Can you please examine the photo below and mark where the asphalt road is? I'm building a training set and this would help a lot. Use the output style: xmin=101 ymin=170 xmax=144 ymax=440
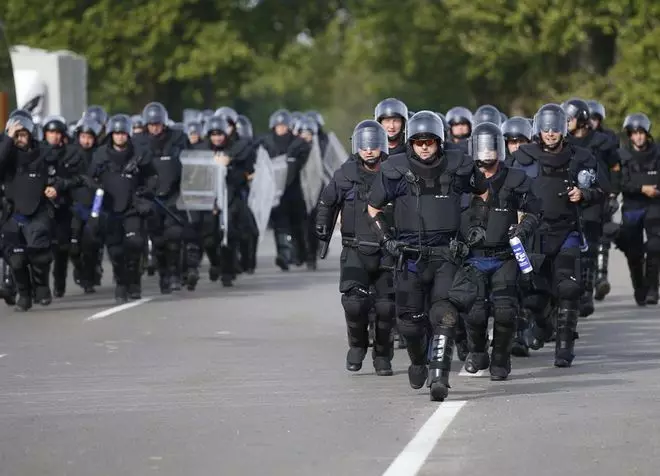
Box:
xmin=0 ymin=237 xmax=658 ymax=476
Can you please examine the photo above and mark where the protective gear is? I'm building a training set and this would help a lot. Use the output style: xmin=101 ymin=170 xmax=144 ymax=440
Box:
xmin=235 ymin=115 xmax=253 ymax=139
xmin=623 ymin=113 xmax=652 ymax=134
xmin=131 ymin=115 xmax=145 ymax=129
xmin=142 ymin=102 xmax=169 ymax=125
xmin=586 ymin=100 xmax=606 ymax=121
xmin=446 ymin=107 xmax=473 ymax=127
xmin=77 ymin=117 xmax=103 ymax=137
xmin=305 ymin=110 xmax=325 ymax=128
xmin=473 ymin=105 xmax=502 ymax=127
xmin=405 ymin=111 xmax=445 ymax=143
xmin=84 ymin=105 xmax=108 ymax=126
xmin=561 ymin=98 xmax=591 ymax=128
xmin=351 ymin=120 xmax=388 ymax=165
xmin=107 ymin=115 xmax=132 ymax=134
xmin=532 ymin=103 xmax=568 ymax=138
xmin=502 ymin=116 xmax=533 ymax=141
xmin=469 ymin=122 xmax=506 ymax=165
xmin=6 ymin=114 xmax=35 ymax=135
xmin=42 ymin=115 xmax=67 ymax=134
xmin=204 ymin=116 xmax=231 ymax=137
xmin=214 ymin=107 xmax=239 ymax=125
xmin=499 ymin=112 xmax=508 ymax=123
xmin=269 ymin=109 xmax=292 ymax=129
xmin=293 ymin=117 xmax=318 ymax=136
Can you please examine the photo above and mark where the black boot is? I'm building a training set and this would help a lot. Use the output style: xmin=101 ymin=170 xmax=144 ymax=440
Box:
xmin=554 ymin=302 xmax=578 ymax=368
xmin=579 ymin=258 xmax=595 ymax=317
xmin=274 ymin=232 xmax=291 ymax=271
xmin=52 ymin=248 xmax=68 ymax=298
xmin=405 ymin=333 xmax=428 ymax=389
xmin=184 ymin=244 xmax=201 ymax=291
xmin=490 ymin=322 xmax=514 ymax=381
xmin=146 ymin=239 xmax=156 ymax=276
xmin=511 ymin=311 xmax=530 ymax=357
xmin=464 ymin=309 xmax=489 ymax=373
xmin=30 ymin=259 xmax=52 ymax=306
xmin=126 ymin=257 xmax=142 ymax=300
xmin=428 ymin=332 xmax=453 ymax=402
xmin=455 ymin=314 xmax=469 ymax=362
xmin=372 ymin=310 xmax=394 ymax=376
xmin=1 ymin=260 xmax=16 ymax=306
xmin=11 ymin=263 xmax=32 ymax=312
xmin=645 ymin=253 xmax=659 ymax=305
xmin=594 ymin=243 xmax=611 ymax=301
xmin=627 ymin=255 xmax=647 ymax=306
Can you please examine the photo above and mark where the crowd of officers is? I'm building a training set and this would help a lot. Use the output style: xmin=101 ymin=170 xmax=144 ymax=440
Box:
xmin=315 ymin=98 xmax=659 ymax=402
xmin=0 ymin=104 xmax=326 ymax=310
xmin=1 ymin=97 xmax=657 ymax=402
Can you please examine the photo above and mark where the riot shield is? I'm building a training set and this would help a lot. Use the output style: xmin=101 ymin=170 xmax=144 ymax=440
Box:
xmin=176 ymin=150 xmax=219 ymax=211
xmin=217 ymin=162 xmax=228 ymax=246
xmin=322 ymin=132 xmax=348 ymax=184
xmin=248 ymin=146 xmax=277 ymax=241
xmin=271 ymin=154 xmax=288 ymax=208
xmin=300 ymin=137 xmax=324 ymax=214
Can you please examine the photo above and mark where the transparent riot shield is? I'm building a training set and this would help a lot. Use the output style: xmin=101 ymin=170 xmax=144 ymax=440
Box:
xmin=176 ymin=150 xmax=218 ymax=211
xmin=300 ymin=137 xmax=324 ymax=214
xmin=216 ymin=160 xmax=228 ymax=246
xmin=248 ymin=146 xmax=277 ymax=241
xmin=271 ymin=154 xmax=288 ymax=208
xmin=322 ymin=131 xmax=348 ymax=184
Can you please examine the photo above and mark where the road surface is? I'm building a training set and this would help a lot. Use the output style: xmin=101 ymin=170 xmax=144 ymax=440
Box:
xmin=0 ymin=238 xmax=657 ymax=476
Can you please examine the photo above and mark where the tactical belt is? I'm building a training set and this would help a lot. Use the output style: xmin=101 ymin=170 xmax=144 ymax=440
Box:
xmin=470 ymin=247 xmax=512 ymax=259
xmin=341 ymin=237 xmax=380 ymax=248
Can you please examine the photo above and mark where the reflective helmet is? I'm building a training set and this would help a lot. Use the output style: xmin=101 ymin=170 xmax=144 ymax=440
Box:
xmin=351 ymin=120 xmax=388 ymax=154
xmin=374 ymin=98 xmax=409 ymax=123
xmin=501 ymin=116 xmax=533 ymax=142
xmin=532 ymin=104 xmax=568 ymax=138
xmin=446 ymin=106 xmax=473 ymax=126
xmin=42 ymin=115 xmax=68 ymax=133
xmin=84 ymin=105 xmax=108 ymax=126
xmin=405 ymin=111 xmax=445 ymax=143
xmin=236 ymin=115 xmax=253 ymax=139
xmin=204 ymin=116 xmax=231 ymax=137
xmin=305 ymin=110 xmax=325 ymax=128
xmin=214 ymin=107 xmax=239 ymax=125
xmin=107 ymin=114 xmax=132 ymax=134
xmin=77 ymin=117 xmax=103 ymax=137
xmin=469 ymin=122 xmax=506 ymax=164
xmin=561 ymin=98 xmax=590 ymax=128
xmin=269 ymin=109 xmax=292 ymax=129
xmin=473 ymin=105 xmax=502 ymax=127
xmin=586 ymin=100 xmax=606 ymax=121
xmin=142 ymin=102 xmax=169 ymax=125
xmin=623 ymin=113 xmax=651 ymax=134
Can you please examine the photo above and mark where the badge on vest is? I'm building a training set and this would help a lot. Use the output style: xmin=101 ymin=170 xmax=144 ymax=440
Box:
xmin=160 ymin=156 xmax=171 ymax=161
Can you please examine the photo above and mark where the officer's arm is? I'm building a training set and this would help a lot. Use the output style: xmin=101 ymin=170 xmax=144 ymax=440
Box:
xmin=607 ymin=147 xmax=622 ymax=196
xmin=515 ymin=177 xmax=541 ymax=240
xmin=367 ymin=171 xmax=398 ymax=242
xmin=620 ymin=159 xmax=640 ymax=195
xmin=0 ymin=137 xmax=15 ymax=175
xmin=315 ymin=173 xmax=342 ymax=240
xmin=288 ymin=138 xmax=312 ymax=172
xmin=456 ymin=160 xmax=487 ymax=194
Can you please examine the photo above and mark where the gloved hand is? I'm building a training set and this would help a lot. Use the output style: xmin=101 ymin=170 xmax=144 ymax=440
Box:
xmin=135 ymin=187 xmax=154 ymax=199
xmin=314 ymin=224 xmax=330 ymax=241
xmin=465 ymin=226 xmax=486 ymax=247
xmin=518 ymin=269 xmax=535 ymax=290
xmin=449 ymin=239 xmax=469 ymax=260
xmin=383 ymin=239 xmax=403 ymax=258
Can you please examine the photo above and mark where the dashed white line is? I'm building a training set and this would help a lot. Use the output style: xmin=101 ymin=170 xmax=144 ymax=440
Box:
xmin=85 ymin=298 xmax=154 ymax=321
xmin=0 ymin=354 xmax=7 ymax=359
xmin=382 ymin=400 xmax=467 ymax=476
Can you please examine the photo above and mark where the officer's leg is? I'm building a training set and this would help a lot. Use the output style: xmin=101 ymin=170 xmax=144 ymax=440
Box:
xmin=7 ymin=248 xmax=31 ymax=311
xmin=289 ymin=195 xmax=309 ymax=268
xmin=579 ymin=221 xmax=600 ymax=317
xmin=0 ymin=255 xmax=17 ymax=306
xmin=271 ymin=204 xmax=291 ymax=271
xmin=69 ymin=215 xmax=84 ymax=289
xmin=644 ymin=223 xmax=660 ymax=305
xmin=395 ymin=260 xmax=430 ymax=389
xmin=464 ymin=271 xmax=490 ymax=374
xmin=619 ymin=215 xmax=646 ymax=305
xmin=521 ymin=256 xmax=553 ymax=350
xmin=370 ymin=254 xmax=395 ymax=375
xmin=594 ymin=211 xmax=612 ymax=301
xmin=52 ymin=211 xmax=72 ymax=298
xmin=340 ymin=248 xmax=374 ymax=372
xmin=81 ymin=215 xmax=103 ymax=293
xmin=123 ymin=215 xmax=146 ymax=300
xmin=489 ymin=259 xmax=519 ymax=380
xmin=428 ymin=260 xmax=461 ymax=402
xmin=238 ymin=202 xmax=258 ymax=274
xmin=553 ymin=246 xmax=581 ymax=367
xmin=163 ymin=214 xmax=183 ymax=291
xmin=147 ymin=212 xmax=169 ymax=293
xmin=182 ymin=212 xmax=202 ymax=290
xmin=24 ymin=212 xmax=53 ymax=306
xmin=306 ymin=204 xmax=319 ymax=270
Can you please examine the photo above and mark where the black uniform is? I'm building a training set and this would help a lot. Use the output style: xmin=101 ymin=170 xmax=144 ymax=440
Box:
xmin=134 ymin=128 xmax=188 ymax=293
xmin=88 ymin=140 xmax=155 ymax=302
xmin=616 ymin=142 xmax=660 ymax=305
xmin=460 ymin=164 xmax=540 ymax=379
xmin=0 ymin=138 xmax=58 ymax=309
xmin=511 ymin=142 xmax=605 ymax=366
xmin=368 ymin=146 xmax=485 ymax=400
xmin=316 ymin=154 xmax=395 ymax=374
xmin=260 ymin=131 xmax=312 ymax=270
xmin=565 ymin=129 xmax=616 ymax=314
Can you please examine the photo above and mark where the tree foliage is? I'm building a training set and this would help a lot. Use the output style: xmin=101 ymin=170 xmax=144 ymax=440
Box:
xmin=4 ymin=0 xmax=660 ymax=135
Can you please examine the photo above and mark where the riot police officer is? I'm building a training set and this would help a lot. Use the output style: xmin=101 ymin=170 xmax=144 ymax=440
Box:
xmin=236 ymin=115 xmax=253 ymax=140
xmin=367 ymin=111 xmax=486 ymax=401
xmin=134 ymin=102 xmax=188 ymax=294
xmin=615 ymin=113 xmax=660 ymax=305
xmin=316 ymin=120 xmax=395 ymax=375
xmin=473 ymin=105 xmax=503 ymax=127
xmin=587 ymin=100 xmax=619 ymax=145
xmin=562 ymin=98 xmax=616 ymax=315
xmin=511 ymin=103 xmax=605 ymax=367
xmin=374 ymin=98 xmax=409 ymax=155
xmin=186 ymin=121 xmax=203 ymax=146
xmin=445 ymin=106 xmax=473 ymax=153
xmin=1 ymin=117 xmax=58 ymax=310
xmin=460 ymin=122 xmax=540 ymax=380
xmin=260 ymin=109 xmax=312 ymax=271
xmin=131 ymin=115 xmax=145 ymax=136
xmin=502 ymin=116 xmax=533 ymax=165
xmin=88 ymin=114 xmax=155 ymax=303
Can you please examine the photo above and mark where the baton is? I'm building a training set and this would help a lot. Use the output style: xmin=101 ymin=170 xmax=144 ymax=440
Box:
xmin=152 ymin=197 xmax=185 ymax=226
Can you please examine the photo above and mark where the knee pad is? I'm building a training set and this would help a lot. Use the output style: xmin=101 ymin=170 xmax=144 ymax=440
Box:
xmin=465 ymin=299 xmax=489 ymax=327
xmin=557 ymin=277 xmax=581 ymax=300
xmin=163 ymin=225 xmax=183 ymax=242
xmin=151 ymin=235 xmax=166 ymax=250
xmin=397 ymin=312 xmax=429 ymax=339
xmin=69 ymin=239 xmax=81 ymax=258
xmin=202 ymin=235 xmax=218 ymax=251
xmin=492 ymin=303 xmax=517 ymax=326
xmin=341 ymin=287 xmax=372 ymax=321
xmin=373 ymin=298 xmax=395 ymax=323
xmin=124 ymin=233 xmax=145 ymax=253
xmin=522 ymin=293 xmax=546 ymax=313
xmin=429 ymin=300 xmax=459 ymax=329
xmin=107 ymin=245 xmax=123 ymax=263
xmin=28 ymin=249 xmax=52 ymax=266
xmin=7 ymin=250 xmax=27 ymax=270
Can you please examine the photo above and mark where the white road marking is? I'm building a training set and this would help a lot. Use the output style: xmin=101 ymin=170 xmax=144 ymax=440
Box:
xmin=85 ymin=298 xmax=154 ymax=321
xmin=0 ymin=354 xmax=6 ymax=359
xmin=382 ymin=400 xmax=467 ymax=476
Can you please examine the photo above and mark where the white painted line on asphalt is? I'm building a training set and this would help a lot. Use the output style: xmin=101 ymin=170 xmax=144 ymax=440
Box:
xmin=85 ymin=298 xmax=154 ymax=321
xmin=458 ymin=367 xmax=489 ymax=377
xmin=382 ymin=400 xmax=467 ymax=476
xmin=0 ymin=354 xmax=6 ymax=359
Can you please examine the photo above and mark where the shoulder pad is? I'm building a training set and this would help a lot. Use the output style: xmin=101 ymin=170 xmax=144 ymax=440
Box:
xmin=571 ymin=145 xmax=596 ymax=166
xmin=512 ymin=144 xmax=536 ymax=166
xmin=338 ymin=159 xmax=360 ymax=184
xmin=444 ymin=149 xmax=468 ymax=171
xmin=381 ymin=153 xmax=407 ymax=179
xmin=618 ymin=147 xmax=633 ymax=163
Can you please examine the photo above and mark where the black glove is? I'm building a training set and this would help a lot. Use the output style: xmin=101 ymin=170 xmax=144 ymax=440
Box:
xmin=370 ymin=211 xmax=393 ymax=244
xmin=135 ymin=187 xmax=154 ymax=199
xmin=465 ymin=226 xmax=486 ymax=247
xmin=449 ymin=239 xmax=469 ymax=260
xmin=518 ymin=269 xmax=534 ymax=290
xmin=508 ymin=214 xmax=539 ymax=243
xmin=314 ymin=224 xmax=331 ymax=241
